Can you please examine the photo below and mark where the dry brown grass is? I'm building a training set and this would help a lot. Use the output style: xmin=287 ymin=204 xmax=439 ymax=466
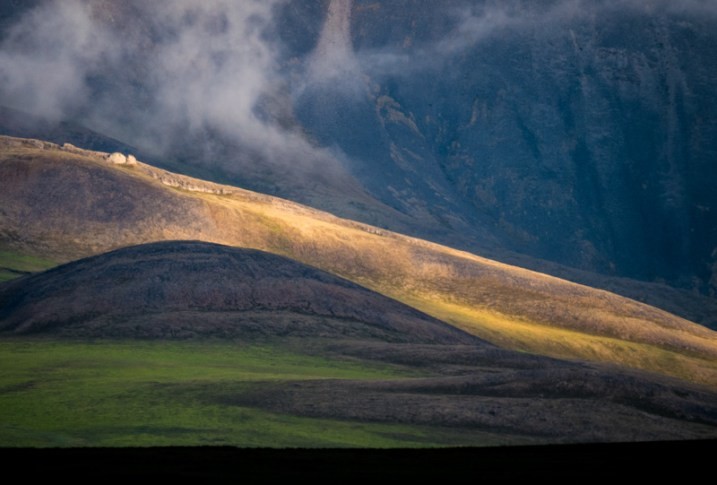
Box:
xmin=2 ymin=135 xmax=717 ymax=387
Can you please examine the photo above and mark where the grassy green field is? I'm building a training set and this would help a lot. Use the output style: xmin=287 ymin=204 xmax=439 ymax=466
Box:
xmin=0 ymin=339 xmax=520 ymax=448
xmin=0 ymin=251 xmax=56 ymax=282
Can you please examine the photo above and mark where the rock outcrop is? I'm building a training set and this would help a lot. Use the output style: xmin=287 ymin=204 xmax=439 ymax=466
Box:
xmin=106 ymin=152 xmax=137 ymax=166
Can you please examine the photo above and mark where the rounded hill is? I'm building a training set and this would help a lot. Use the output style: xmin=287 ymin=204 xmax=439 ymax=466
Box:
xmin=0 ymin=241 xmax=478 ymax=344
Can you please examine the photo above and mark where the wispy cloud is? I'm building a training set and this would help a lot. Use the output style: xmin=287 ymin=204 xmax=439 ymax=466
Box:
xmin=0 ymin=0 xmax=351 ymax=179
xmin=0 ymin=0 xmax=113 ymax=120
xmin=1 ymin=0 xmax=715 ymax=174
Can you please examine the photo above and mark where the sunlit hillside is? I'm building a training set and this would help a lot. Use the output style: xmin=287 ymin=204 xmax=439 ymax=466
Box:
xmin=2 ymin=135 xmax=716 ymax=387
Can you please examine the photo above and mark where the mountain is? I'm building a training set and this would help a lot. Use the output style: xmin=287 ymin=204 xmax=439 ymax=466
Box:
xmin=0 ymin=240 xmax=475 ymax=344
xmin=2 ymin=1 xmax=716 ymax=449
xmin=1 ymin=135 xmax=716 ymax=388
xmin=0 ymin=0 xmax=715 ymax=328
xmin=285 ymin=0 xmax=717 ymax=295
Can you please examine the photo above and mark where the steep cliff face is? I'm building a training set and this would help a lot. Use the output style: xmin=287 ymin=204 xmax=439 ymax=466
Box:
xmin=283 ymin=0 xmax=717 ymax=295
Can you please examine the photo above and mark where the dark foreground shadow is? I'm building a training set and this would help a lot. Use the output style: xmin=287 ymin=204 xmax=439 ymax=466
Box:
xmin=4 ymin=440 xmax=714 ymax=481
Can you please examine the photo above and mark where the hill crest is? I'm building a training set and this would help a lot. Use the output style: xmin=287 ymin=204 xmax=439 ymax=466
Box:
xmin=0 ymin=240 xmax=478 ymax=344
xmin=1 ymin=135 xmax=716 ymax=387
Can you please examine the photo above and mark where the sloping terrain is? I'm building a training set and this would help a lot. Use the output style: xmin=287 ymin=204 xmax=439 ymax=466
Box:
xmin=0 ymin=250 xmax=55 ymax=282
xmin=3 ymin=105 xmax=716 ymax=333
xmin=0 ymin=241 xmax=474 ymax=344
xmin=284 ymin=0 xmax=717 ymax=295
xmin=218 ymin=368 xmax=717 ymax=443
xmin=2 ymin=1 xmax=717 ymax=331
xmin=3 ymin=0 xmax=716 ymax=296
xmin=1 ymin=338 xmax=716 ymax=446
xmin=1 ymin=136 xmax=716 ymax=387
xmin=0 ymin=243 xmax=715 ymax=445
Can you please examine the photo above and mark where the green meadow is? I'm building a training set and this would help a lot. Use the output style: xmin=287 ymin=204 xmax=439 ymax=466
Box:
xmin=0 ymin=251 xmax=56 ymax=282
xmin=0 ymin=339 xmax=515 ymax=448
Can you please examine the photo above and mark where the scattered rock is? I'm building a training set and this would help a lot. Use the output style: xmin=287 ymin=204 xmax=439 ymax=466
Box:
xmin=105 ymin=152 xmax=139 ymax=166
xmin=60 ymin=142 xmax=107 ymax=158
xmin=107 ymin=152 xmax=128 ymax=165
xmin=157 ymin=174 xmax=232 ymax=195
xmin=0 ymin=136 xmax=43 ymax=150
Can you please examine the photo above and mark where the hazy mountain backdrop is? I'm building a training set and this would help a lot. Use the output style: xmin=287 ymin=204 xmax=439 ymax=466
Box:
xmin=2 ymin=0 xmax=716 ymax=304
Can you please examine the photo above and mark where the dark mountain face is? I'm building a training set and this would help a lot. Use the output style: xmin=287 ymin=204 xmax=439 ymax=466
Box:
xmin=1 ymin=1 xmax=716 ymax=297
xmin=0 ymin=241 xmax=478 ymax=344
xmin=284 ymin=0 xmax=717 ymax=295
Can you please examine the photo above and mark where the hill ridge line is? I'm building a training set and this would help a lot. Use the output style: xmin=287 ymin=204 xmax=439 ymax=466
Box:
xmin=2 ymin=134 xmax=716 ymax=386
xmin=0 ymin=136 xmax=650 ymax=292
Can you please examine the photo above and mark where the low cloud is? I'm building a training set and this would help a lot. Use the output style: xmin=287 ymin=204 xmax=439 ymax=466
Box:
xmin=1 ymin=0 xmax=715 ymax=175
xmin=0 ymin=0 xmax=348 ymax=179
xmin=0 ymin=0 xmax=112 ymax=120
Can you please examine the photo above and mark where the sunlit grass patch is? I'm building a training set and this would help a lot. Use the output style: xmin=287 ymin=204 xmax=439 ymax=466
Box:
xmin=398 ymin=293 xmax=717 ymax=387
